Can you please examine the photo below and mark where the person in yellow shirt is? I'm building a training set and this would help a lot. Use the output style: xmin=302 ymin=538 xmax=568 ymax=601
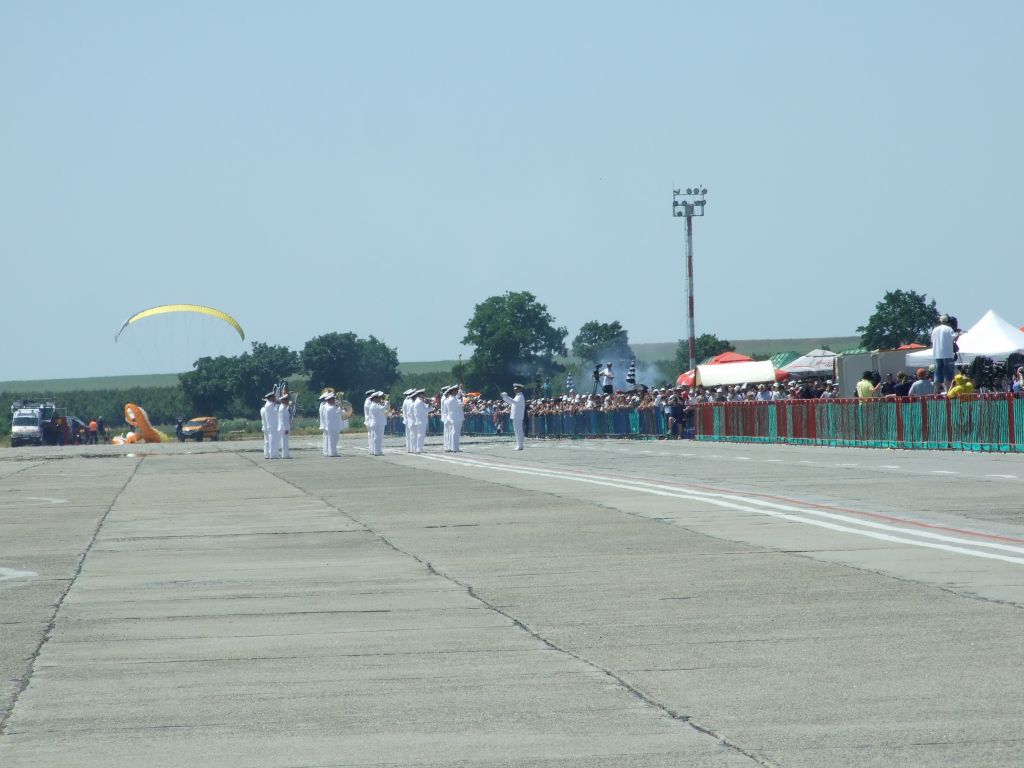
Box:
xmin=856 ymin=371 xmax=880 ymax=398
xmin=945 ymin=373 xmax=976 ymax=399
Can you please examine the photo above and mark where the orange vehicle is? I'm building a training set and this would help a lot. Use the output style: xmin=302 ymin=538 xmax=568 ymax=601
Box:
xmin=179 ymin=416 xmax=219 ymax=441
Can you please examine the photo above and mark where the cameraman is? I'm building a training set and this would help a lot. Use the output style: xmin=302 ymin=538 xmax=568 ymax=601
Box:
xmin=930 ymin=314 xmax=957 ymax=390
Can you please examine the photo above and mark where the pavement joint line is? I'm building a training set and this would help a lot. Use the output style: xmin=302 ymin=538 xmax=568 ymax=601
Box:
xmin=0 ymin=455 xmax=143 ymax=737
xmin=250 ymin=447 xmax=775 ymax=767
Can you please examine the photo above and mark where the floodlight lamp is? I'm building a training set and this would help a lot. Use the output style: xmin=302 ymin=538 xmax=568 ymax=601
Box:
xmin=684 ymin=188 xmax=691 ymax=195
xmin=701 ymin=188 xmax=708 ymax=195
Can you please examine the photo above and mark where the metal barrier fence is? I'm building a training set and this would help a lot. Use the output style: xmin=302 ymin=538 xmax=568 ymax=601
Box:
xmin=384 ymin=409 xmax=684 ymax=440
xmin=693 ymin=394 xmax=1024 ymax=452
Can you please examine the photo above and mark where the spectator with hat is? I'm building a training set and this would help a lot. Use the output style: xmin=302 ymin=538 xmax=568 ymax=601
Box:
xmin=908 ymin=368 xmax=934 ymax=397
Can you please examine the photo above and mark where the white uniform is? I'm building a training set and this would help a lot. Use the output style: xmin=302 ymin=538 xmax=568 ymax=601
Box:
xmin=412 ymin=397 xmax=429 ymax=453
xmin=367 ymin=399 xmax=387 ymax=455
xmin=500 ymin=390 xmax=526 ymax=450
xmin=318 ymin=398 xmax=329 ymax=455
xmin=363 ymin=395 xmax=374 ymax=455
xmin=277 ymin=402 xmax=292 ymax=458
xmin=260 ymin=400 xmax=278 ymax=458
xmin=441 ymin=393 xmax=452 ymax=451
xmin=401 ymin=395 xmax=413 ymax=453
xmin=323 ymin=401 xmax=343 ymax=456
xmin=448 ymin=392 xmax=464 ymax=452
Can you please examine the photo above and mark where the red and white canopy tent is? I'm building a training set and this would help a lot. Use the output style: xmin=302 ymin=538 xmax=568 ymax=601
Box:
xmin=676 ymin=351 xmax=790 ymax=387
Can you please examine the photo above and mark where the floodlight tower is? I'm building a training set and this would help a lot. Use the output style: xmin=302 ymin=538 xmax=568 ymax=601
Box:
xmin=672 ymin=186 xmax=708 ymax=372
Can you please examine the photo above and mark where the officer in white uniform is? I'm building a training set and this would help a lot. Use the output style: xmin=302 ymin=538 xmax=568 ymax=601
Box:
xmin=411 ymin=389 xmax=429 ymax=453
xmin=448 ymin=385 xmax=465 ymax=452
xmin=277 ymin=393 xmax=292 ymax=458
xmin=361 ymin=389 xmax=375 ymax=455
xmin=500 ymin=383 xmax=527 ymax=450
xmin=322 ymin=393 xmax=343 ymax=457
xmin=260 ymin=392 xmax=278 ymax=458
xmin=318 ymin=390 xmax=330 ymax=456
xmin=367 ymin=391 xmax=388 ymax=456
xmin=440 ymin=385 xmax=452 ymax=451
xmin=400 ymin=389 xmax=414 ymax=453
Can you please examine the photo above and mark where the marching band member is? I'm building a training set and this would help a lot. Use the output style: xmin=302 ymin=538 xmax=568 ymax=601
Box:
xmin=362 ymin=389 xmax=375 ymax=455
xmin=319 ymin=391 xmax=331 ymax=456
xmin=322 ymin=393 xmax=343 ymax=457
xmin=401 ymin=389 xmax=414 ymax=453
xmin=260 ymin=392 xmax=278 ymax=459
xmin=441 ymin=385 xmax=452 ymax=451
xmin=448 ymin=385 xmax=465 ymax=452
xmin=411 ymin=389 xmax=429 ymax=453
xmin=277 ymin=392 xmax=292 ymax=458
xmin=367 ymin=391 xmax=388 ymax=456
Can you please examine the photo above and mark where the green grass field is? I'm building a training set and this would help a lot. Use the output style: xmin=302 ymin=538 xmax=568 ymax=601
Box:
xmin=0 ymin=372 xmax=183 ymax=392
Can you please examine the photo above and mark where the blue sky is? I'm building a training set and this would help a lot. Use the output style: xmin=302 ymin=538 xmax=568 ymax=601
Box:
xmin=2 ymin=2 xmax=1020 ymax=379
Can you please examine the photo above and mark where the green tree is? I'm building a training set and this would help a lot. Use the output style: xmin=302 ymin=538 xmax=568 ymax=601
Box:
xmin=302 ymin=332 xmax=360 ymax=395
xmin=301 ymin=332 xmax=399 ymax=412
xmin=181 ymin=355 xmax=240 ymax=416
xmin=235 ymin=342 xmax=301 ymax=414
xmin=673 ymin=333 xmax=735 ymax=373
xmin=571 ymin=321 xmax=635 ymax=365
xmin=857 ymin=289 xmax=939 ymax=350
xmin=462 ymin=291 xmax=567 ymax=396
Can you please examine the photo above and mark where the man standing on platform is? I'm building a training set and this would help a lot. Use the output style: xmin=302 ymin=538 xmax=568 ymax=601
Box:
xmin=930 ymin=315 xmax=957 ymax=391
xmin=411 ymin=389 xmax=429 ymax=453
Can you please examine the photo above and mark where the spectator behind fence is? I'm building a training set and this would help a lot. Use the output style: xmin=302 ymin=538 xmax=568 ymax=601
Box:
xmin=907 ymin=368 xmax=934 ymax=397
xmin=946 ymin=372 xmax=976 ymax=400
xmin=856 ymin=371 xmax=880 ymax=398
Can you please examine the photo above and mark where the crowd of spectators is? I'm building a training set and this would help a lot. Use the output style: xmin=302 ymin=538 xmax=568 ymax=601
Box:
xmin=387 ymin=362 xmax=1024 ymax=429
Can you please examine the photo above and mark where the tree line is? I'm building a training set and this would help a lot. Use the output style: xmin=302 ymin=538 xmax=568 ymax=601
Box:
xmin=3 ymin=287 xmax=941 ymax=436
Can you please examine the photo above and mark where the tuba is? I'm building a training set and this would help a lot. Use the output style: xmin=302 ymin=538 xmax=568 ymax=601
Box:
xmin=321 ymin=388 xmax=354 ymax=419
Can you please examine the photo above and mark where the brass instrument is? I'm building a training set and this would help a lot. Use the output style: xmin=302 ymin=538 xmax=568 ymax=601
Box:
xmin=320 ymin=388 xmax=354 ymax=419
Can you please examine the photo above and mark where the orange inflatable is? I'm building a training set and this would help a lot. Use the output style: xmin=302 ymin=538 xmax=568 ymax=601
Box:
xmin=120 ymin=403 xmax=165 ymax=443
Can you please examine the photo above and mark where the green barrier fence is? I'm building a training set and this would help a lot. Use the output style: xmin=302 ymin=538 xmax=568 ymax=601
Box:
xmin=694 ymin=394 xmax=1022 ymax=452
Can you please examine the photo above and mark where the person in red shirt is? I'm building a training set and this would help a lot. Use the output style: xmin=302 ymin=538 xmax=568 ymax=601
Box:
xmin=88 ymin=419 xmax=98 ymax=445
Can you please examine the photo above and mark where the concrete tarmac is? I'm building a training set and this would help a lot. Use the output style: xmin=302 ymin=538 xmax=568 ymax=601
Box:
xmin=1 ymin=434 xmax=1022 ymax=767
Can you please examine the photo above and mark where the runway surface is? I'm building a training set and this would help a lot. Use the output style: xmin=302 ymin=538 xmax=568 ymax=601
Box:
xmin=1 ymin=434 xmax=1022 ymax=767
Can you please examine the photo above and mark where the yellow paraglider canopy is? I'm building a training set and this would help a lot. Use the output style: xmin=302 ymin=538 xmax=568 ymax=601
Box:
xmin=115 ymin=304 xmax=245 ymax=342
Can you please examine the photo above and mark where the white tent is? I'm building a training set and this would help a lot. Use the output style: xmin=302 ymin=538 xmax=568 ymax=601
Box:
xmin=695 ymin=360 xmax=777 ymax=387
xmin=781 ymin=348 xmax=838 ymax=377
xmin=906 ymin=310 xmax=1024 ymax=365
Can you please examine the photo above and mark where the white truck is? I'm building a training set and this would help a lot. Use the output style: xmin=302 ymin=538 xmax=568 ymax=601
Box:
xmin=9 ymin=401 xmax=58 ymax=447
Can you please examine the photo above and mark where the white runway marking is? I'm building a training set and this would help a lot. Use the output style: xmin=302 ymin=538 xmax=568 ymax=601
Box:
xmin=0 ymin=567 xmax=37 ymax=582
xmin=986 ymin=474 xmax=1018 ymax=479
xmin=422 ymin=454 xmax=1024 ymax=566
xmin=931 ymin=470 xmax=959 ymax=475
xmin=24 ymin=497 xmax=68 ymax=504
